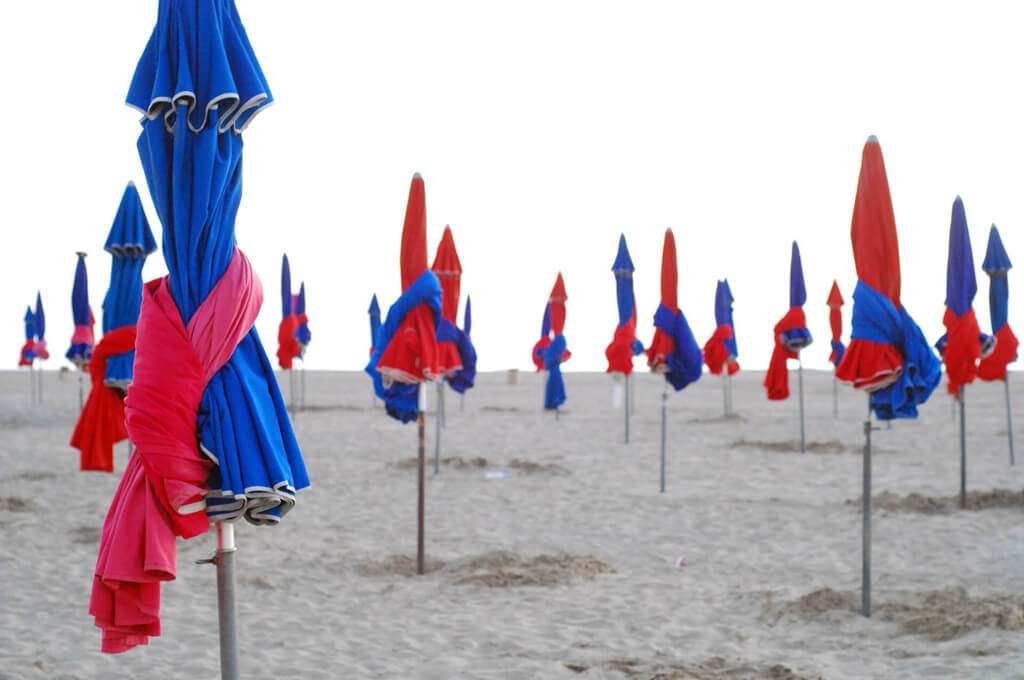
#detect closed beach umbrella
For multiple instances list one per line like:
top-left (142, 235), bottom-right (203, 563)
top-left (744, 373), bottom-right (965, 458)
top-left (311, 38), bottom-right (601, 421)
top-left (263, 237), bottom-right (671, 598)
top-left (295, 282), bottom-right (311, 350)
top-left (368, 293), bottom-right (382, 356)
top-left (90, 0), bottom-right (309, 660)
top-left (532, 302), bottom-right (552, 371)
top-left (101, 182), bottom-right (157, 388)
top-left (827, 280), bottom-right (845, 417)
top-left (34, 292), bottom-right (48, 361)
top-left (543, 273), bottom-right (571, 411)
top-left (835, 136), bottom-right (940, 617)
top-left (703, 280), bottom-right (740, 376)
top-left (764, 242), bottom-right (812, 401)
top-left (453, 293), bottom-right (477, 391)
top-left (432, 225), bottom-right (465, 377)
top-left (66, 252), bottom-right (95, 368)
top-left (19, 306), bottom-right (35, 367)
top-left (605, 234), bottom-right (642, 375)
top-left (978, 225), bottom-right (1018, 464)
top-left (277, 254), bottom-right (301, 369)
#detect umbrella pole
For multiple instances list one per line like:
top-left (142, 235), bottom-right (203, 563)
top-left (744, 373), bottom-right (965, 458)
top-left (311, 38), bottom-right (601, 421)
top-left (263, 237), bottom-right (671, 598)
top-left (214, 522), bottom-right (240, 680)
top-left (1005, 376), bottom-right (1015, 466)
top-left (798, 358), bottom-right (806, 453)
top-left (440, 380), bottom-right (446, 429)
top-left (862, 395), bottom-right (874, 617)
top-left (433, 381), bottom-right (442, 476)
top-left (29, 363), bottom-right (36, 404)
top-left (301, 359), bottom-right (306, 412)
top-left (721, 372), bottom-right (728, 418)
top-left (624, 373), bottom-right (630, 444)
top-left (37, 364), bottom-right (43, 403)
top-left (460, 392), bottom-right (465, 413)
top-left (659, 385), bottom-right (667, 493)
top-left (833, 375), bottom-right (838, 419)
top-left (78, 370), bottom-right (84, 412)
top-left (417, 383), bottom-right (427, 575)
top-left (726, 367), bottom-right (733, 417)
top-left (959, 386), bottom-right (967, 509)
top-left (630, 370), bottom-right (637, 415)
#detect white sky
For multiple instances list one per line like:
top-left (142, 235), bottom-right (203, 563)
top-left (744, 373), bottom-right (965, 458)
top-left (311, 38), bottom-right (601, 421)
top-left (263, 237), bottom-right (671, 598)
top-left (3, 1), bottom-right (1024, 372)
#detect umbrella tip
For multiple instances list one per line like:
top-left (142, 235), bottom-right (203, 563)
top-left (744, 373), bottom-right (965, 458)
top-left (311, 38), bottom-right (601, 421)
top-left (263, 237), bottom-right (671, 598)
top-left (75, 251), bottom-right (87, 258)
top-left (412, 172), bottom-right (423, 180)
top-left (866, 134), bottom-right (879, 144)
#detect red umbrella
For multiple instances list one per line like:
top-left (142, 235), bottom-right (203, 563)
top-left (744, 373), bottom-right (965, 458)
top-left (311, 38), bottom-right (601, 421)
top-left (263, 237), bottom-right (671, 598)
top-left (432, 225), bottom-right (464, 376)
top-left (647, 228), bottom-right (678, 367)
top-left (827, 280), bottom-right (845, 367)
top-left (549, 272), bottom-right (568, 337)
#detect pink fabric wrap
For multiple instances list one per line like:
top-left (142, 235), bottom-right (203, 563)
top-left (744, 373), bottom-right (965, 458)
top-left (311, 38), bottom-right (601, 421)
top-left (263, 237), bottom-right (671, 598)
top-left (72, 324), bottom-right (96, 347)
top-left (89, 249), bottom-right (263, 654)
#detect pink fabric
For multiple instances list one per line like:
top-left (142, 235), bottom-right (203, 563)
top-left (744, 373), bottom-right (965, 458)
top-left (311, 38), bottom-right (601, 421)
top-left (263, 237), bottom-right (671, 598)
top-left (90, 249), bottom-right (262, 654)
top-left (72, 324), bottom-right (96, 347)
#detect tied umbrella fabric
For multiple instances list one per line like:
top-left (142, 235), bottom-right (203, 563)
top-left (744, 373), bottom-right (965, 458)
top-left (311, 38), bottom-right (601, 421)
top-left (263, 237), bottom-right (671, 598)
top-left (34, 293), bottom-right (49, 360)
top-left (704, 280), bottom-right (740, 376)
top-left (368, 294), bottom-right (381, 357)
top-left (432, 226), bottom-right (465, 377)
top-left (934, 198), bottom-right (991, 395)
top-left (67, 253), bottom-right (95, 366)
top-left (91, 1), bottom-right (309, 653)
top-left (447, 294), bottom-right (477, 394)
top-left (836, 137), bottom-right (940, 419)
top-left (70, 326), bottom-right (137, 473)
top-left (277, 254), bottom-right (301, 369)
top-left (19, 307), bottom-right (35, 366)
top-left (102, 183), bottom-right (157, 388)
top-left (647, 229), bottom-right (702, 391)
top-left (765, 242), bottom-right (812, 400)
top-left (544, 273), bottom-right (571, 409)
top-left (828, 281), bottom-right (845, 368)
top-left (979, 225), bottom-right (1018, 380)
top-left (606, 234), bottom-right (644, 375)
top-left (532, 303), bottom-right (553, 371)
top-left (295, 282), bottom-right (311, 350)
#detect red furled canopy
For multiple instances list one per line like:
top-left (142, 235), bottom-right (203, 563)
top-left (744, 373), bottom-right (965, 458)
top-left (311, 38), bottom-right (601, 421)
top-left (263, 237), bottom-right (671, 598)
top-left (549, 273), bottom-right (568, 336)
top-left (648, 228), bottom-right (678, 367)
top-left (432, 225), bottom-right (464, 375)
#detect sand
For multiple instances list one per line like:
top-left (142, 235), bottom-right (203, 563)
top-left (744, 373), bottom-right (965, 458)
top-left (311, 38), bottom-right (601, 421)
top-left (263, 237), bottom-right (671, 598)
top-left (1, 368), bottom-right (1023, 678)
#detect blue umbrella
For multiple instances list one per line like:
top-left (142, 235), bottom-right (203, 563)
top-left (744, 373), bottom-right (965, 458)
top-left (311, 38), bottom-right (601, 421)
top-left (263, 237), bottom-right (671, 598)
top-left (368, 293), bottom-right (381, 353)
top-left (980, 224), bottom-right (1019, 464)
top-left (34, 292), bottom-right (47, 360)
top-left (19, 306), bottom-right (35, 367)
top-left (464, 295), bottom-right (473, 337)
top-left (295, 282), bottom-right (311, 347)
top-left (720, 278), bottom-right (738, 359)
top-left (101, 183), bottom-right (157, 388)
top-left (66, 252), bottom-right (94, 366)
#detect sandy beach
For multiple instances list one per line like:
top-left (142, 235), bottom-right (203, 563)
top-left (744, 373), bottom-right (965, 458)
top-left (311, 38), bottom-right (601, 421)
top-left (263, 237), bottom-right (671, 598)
top-left (2, 368), bottom-right (1023, 679)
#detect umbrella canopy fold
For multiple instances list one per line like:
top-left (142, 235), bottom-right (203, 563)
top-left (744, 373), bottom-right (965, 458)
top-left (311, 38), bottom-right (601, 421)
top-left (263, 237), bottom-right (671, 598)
top-left (765, 242), bottom-right (812, 400)
top-left (532, 303), bottom-right (552, 371)
top-left (295, 282), bottom-right (311, 349)
top-left (978, 225), bottom-right (1018, 380)
top-left (19, 306), bottom-right (36, 366)
top-left (432, 225), bottom-right (465, 377)
top-left (67, 253), bottom-right (95, 367)
top-left (277, 254), bottom-right (302, 369)
top-left (647, 229), bottom-right (702, 390)
top-left (606, 234), bottom-right (644, 375)
top-left (34, 292), bottom-right (49, 360)
top-left (704, 279), bottom-right (740, 376)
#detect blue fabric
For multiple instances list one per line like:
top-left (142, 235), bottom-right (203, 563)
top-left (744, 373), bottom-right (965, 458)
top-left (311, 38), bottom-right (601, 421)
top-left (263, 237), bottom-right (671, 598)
top-left (830, 339), bottom-right (845, 367)
top-left (983, 225), bottom-right (1011, 332)
top-left (612, 234), bottom-right (635, 326)
top-left (23, 307), bottom-right (35, 357)
top-left (441, 318), bottom-right (477, 394)
top-left (295, 282), bottom-right (311, 345)
top-left (782, 327), bottom-right (813, 352)
top-left (368, 294), bottom-right (381, 349)
top-left (131, 2), bottom-right (306, 524)
top-left (281, 254), bottom-right (292, 319)
top-left (102, 183), bottom-right (157, 385)
top-left (464, 295), bottom-right (472, 336)
top-left (631, 339), bottom-right (645, 356)
top-left (541, 303), bottom-right (552, 338)
top-left (653, 303), bottom-right (703, 391)
top-left (364, 271), bottom-right (442, 423)
top-left (543, 334), bottom-right (567, 410)
top-left (850, 281), bottom-right (941, 420)
top-left (33, 293), bottom-right (45, 344)
top-left (722, 278), bottom-right (738, 358)
top-left (790, 242), bottom-right (807, 308)
top-left (66, 253), bottom-right (92, 363)
top-left (946, 197), bottom-right (978, 317)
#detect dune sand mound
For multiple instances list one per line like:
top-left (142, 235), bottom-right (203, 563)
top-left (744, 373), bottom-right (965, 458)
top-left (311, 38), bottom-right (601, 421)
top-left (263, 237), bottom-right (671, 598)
top-left (770, 587), bottom-right (1024, 641)
top-left (449, 551), bottom-right (614, 588)
top-left (847, 489), bottom-right (1024, 515)
top-left (564, 656), bottom-right (819, 679)
top-left (730, 439), bottom-right (847, 454)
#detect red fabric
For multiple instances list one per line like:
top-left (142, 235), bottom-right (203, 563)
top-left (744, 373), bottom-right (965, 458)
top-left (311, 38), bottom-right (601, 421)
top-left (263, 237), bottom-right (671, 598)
top-left (978, 325), bottom-right (1019, 381)
top-left (764, 307), bottom-right (806, 400)
top-left (532, 336), bottom-right (551, 371)
top-left (660, 229), bottom-right (679, 313)
top-left (18, 341), bottom-right (34, 366)
top-left (828, 280), bottom-right (843, 364)
top-left (836, 338), bottom-right (903, 391)
top-left (703, 324), bottom-right (739, 376)
top-left (647, 328), bottom-right (675, 370)
top-left (377, 305), bottom-right (440, 383)
top-left (432, 226), bottom-right (464, 375)
top-left (605, 322), bottom-right (637, 375)
top-left (70, 326), bottom-right (137, 473)
top-left (851, 139), bottom-right (902, 307)
top-left (401, 174), bottom-right (428, 290)
top-left (942, 307), bottom-right (982, 395)
top-left (90, 249), bottom-right (261, 654)
top-left (549, 273), bottom-right (568, 335)
top-left (35, 339), bottom-right (49, 360)
top-left (277, 315), bottom-right (301, 369)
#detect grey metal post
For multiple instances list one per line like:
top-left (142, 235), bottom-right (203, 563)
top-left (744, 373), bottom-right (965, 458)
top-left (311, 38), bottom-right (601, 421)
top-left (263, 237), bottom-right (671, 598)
top-left (215, 522), bottom-right (240, 680)
top-left (433, 381), bottom-right (443, 475)
top-left (659, 386), bottom-right (668, 493)
top-left (300, 360), bottom-right (306, 411)
top-left (78, 371), bottom-right (84, 412)
top-left (722, 372), bottom-right (728, 419)
top-left (37, 365), bottom-right (43, 403)
top-left (959, 386), bottom-right (967, 509)
top-left (460, 392), bottom-right (465, 413)
top-left (833, 376), bottom-right (838, 419)
top-left (798, 358), bottom-right (806, 453)
top-left (440, 380), bottom-right (446, 429)
top-left (726, 368), bottom-right (733, 416)
top-left (417, 384), bottom-right (427, 575)
top-left (1005, 376), bottom-right (1015, 466)
top-left (624, 374), bottom-right (630, 444)
top-left (862, 396), bottom-right (874, 617)
top-left (288, 369), bottom-right (295, 415)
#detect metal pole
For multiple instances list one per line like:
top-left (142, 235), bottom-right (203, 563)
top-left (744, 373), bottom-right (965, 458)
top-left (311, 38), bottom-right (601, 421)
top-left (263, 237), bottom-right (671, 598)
top-left (460, 392), bottom-right (465, 413)
top-left (440, 380), bottom-right (446, 429)
top-left (630, 370), bottom-right (637, 415)
top-left (37, 365), bottom-right (43, 403)
top-left (300, 360), bottom-right (306, 412)
top-left (726, 367), bottom-right (733, 417)
top-left (862, 396), bottom-right (873, 617)
top-left (959, 385), bottom-right (967, 510)
top-left (215, 522), bottom-right (240, 680)
top-left (433, 381), bottom-right (442, 476)
top-left (624, 373), bottom-right (630, 444)
top-left (833, 376), bottom-right (838, 419)
top-left (289, 369), bottom-right (295, 415)
top-left (722, 371), bottom-right (728, 419)
top-left (78, 371), bottom-right (84, 412)
top-left (417, 383), bottom-right (427, 575)
top-left (798, 358), bottom-right (806, 453)
top-left (1005, 375), bottom-right (1015, 466)
top-left (660, 386), bottom-right (667, 493)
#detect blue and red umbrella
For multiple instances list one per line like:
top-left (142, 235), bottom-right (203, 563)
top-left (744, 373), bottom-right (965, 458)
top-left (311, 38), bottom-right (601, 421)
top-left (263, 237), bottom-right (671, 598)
top-left (606, 234), bottom-right (643, 375)
top-left (532, 302), bottom-right (552, 371)
top-left (543, 273), bottom-right (570, 410)
top-left (764, 242), bottom-right (812, 400)
top-left (66, 252), bottom-right (94, 367)
top-left (33, 292), bottom-right (48, 361)
top-left (433, 227), bottom-right (476, 394)
top-left (978, 225), bottom-right (1018, 380)
top-left (836, 137), bottom-right (940, 419)
top-left (704, 280), bottom-right (740, 376)
top-left (368, 293), bottom-right (381, 357)
top-left (295, 282), bottom-right (311, 351)
top-left (19, 306), bottom-right (35, 367)
top-left (647, 228), bottom-right (702, 390)
top-left (366, 174), bottom-right (442, 422)
top-left (277, 254), bottom-right (302, 369)
top-left (934, 197), bottom-right (992, 395)
top-left (827, 281), bottom-right (845, 368)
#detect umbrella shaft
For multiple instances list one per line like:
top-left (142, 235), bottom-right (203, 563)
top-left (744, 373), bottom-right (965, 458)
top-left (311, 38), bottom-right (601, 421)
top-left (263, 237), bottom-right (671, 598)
top-left (798, 360), bottom-right (805, 453)
top-left (660, 388), bottom-right (667, 493)
top-left (862, 396), bottom-right (872, 617)
top-left (1006, 377), bottom-right (1015, 466)
top-left (624, 374), bottom-right (630, 444)
top-left (215, 523), bottom-right (240, 680)
top-left (433, 382), bottom-right (442, 475)
top-left (417, 384), bottom-right (426, 575)
top-left (959, 386), bottom-right (966, 509)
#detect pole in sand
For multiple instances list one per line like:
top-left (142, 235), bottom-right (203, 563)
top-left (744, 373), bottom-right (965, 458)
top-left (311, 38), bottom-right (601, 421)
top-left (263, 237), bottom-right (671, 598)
top-left (833, 376), bottom-right (839, 419)
top-left (624, 373), bottom-right (631, 444)
top-left (198, 522), bottom-right (240, 680)
top-left (721, 371), bottom-right (728, 418)
top-left (300, 359), bottom-right (306, 412)
top-left (798, 357), bottom-right (806, 453)
top-left (1005, 375), bottom-right (1015, 466)
top-left (433, 381), bottom-right (443, 475)
top-left (726, 367), bottom-right (733, 417)
top-left (959, 385), bottom-right (967, 509)
top-left (659, 386), bottom-right (668, 493)
top-left (417, 383), bottom-right (427, 575)
top-left (862, 395), bottom-right (876, 617)
top-left (78, 370), bottom-right (84, 412)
